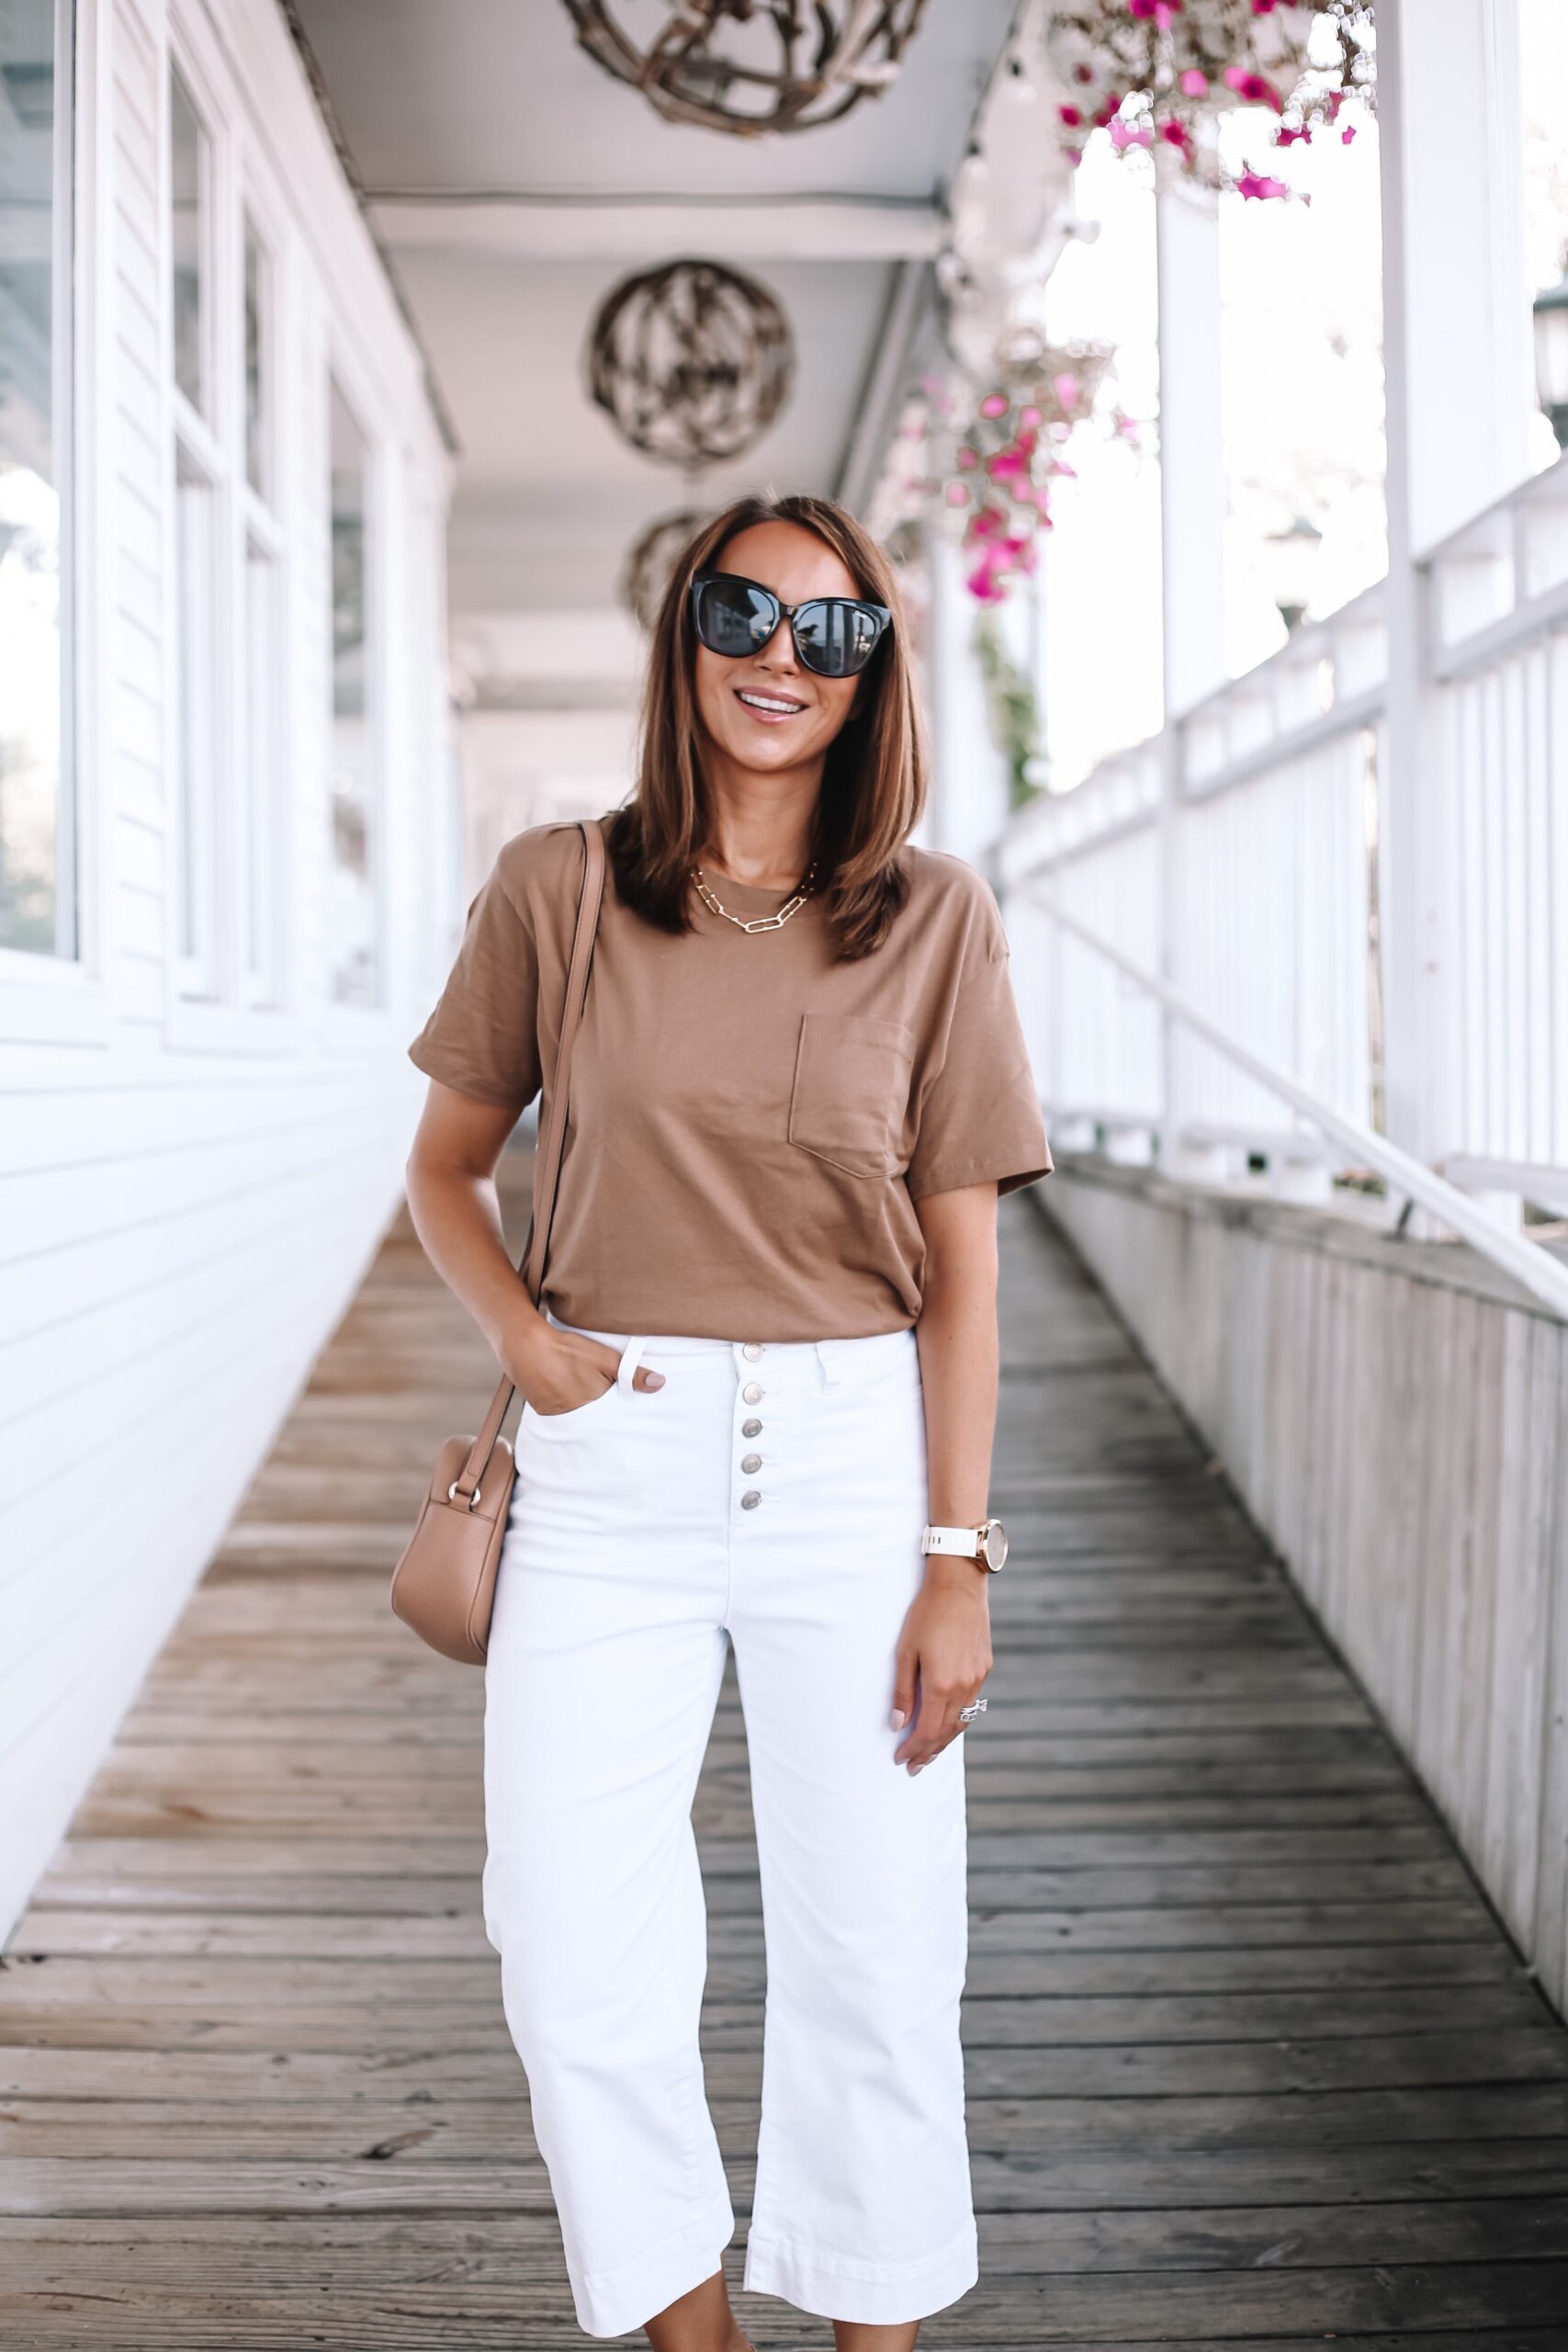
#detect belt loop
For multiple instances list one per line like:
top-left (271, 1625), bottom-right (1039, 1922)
top-left (815, 1339), bottom-right (842, 1390)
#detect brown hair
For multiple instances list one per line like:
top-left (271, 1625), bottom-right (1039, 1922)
top-left (604, 492), bottom-right (927, 961)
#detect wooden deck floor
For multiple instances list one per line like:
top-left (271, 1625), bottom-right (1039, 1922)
top-left (4, 1161), bottom-right (1567, 2348)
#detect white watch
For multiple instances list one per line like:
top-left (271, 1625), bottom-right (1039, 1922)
top-left (921, 1518), bottom-right (1009, 1572)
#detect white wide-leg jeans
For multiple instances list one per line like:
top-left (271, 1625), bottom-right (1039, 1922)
top-left (481, 1317), bottom-right (977, 2339)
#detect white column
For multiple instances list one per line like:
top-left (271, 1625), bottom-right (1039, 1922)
top-left (1155, 169), bottom-right (1228, 717)
top-left (920, 519), bottom-right (1009, 862)
top-left (1154, 157), bottom-right (1227, 1176)
top-left (1378, 0), bottom-right (1530, 1170)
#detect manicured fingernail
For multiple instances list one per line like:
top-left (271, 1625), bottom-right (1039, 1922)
top-left (890, 1709), bottom-right (906, 1729)
top-left (644, 1372), bottom-right (665, 1389)
top-left (911, 1763), bottom-right (924, 1774)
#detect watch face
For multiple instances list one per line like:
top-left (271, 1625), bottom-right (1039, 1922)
top-left (981, 1519), bottom-right (1009, 1571)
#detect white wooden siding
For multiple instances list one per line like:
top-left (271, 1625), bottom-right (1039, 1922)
top-left (1039, 1161), bottom-right (1568, 2018)
top-left (0, 0), bottom-right (455, 1939)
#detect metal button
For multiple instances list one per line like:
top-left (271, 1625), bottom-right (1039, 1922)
top-left (741, 1453), bottom-right (762, 1474)
top-left (742, 1418), bottom-right (762, 1438)
top-left (742, 1382), bottom-right (762, 1404)
top-left (741, 1342), bottom-right (762, 1361)
top-left (741, 1489), bottom-right (761, 1510)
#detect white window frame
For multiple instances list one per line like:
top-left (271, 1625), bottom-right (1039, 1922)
top-left (233, 175), bottom-right (288, 1014)
top-left (321, 349), bottom-right (387, 1024)
top-left (163, 8), bottom-right (295, 1052)
top-left (0, 0), bottom-right (109, 1046)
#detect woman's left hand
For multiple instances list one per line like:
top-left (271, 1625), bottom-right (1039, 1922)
top-left (891, 1559), bottom-right (993, 1773)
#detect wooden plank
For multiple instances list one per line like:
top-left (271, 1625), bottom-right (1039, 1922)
top-left (3, 2089), bottom-right (1565, 2161)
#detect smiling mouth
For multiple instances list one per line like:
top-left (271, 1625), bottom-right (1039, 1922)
top-left (735, 687), bottom-right (807, 719)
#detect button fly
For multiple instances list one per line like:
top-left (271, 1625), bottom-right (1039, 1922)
top-left (741, 1342), bottom-right (762, 1361)
top-left (742, 1383), bottom-right (762, 1405)
top-left (742, 1418), bottom-right (762, 1438)
top-left (741, 1490), bottom-right (761, 1510)
top-left (741, 1453), bottom-right (762, 1474)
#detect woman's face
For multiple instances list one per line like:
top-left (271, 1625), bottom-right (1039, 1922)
top-left (691, 520), bottom-right (868, 780)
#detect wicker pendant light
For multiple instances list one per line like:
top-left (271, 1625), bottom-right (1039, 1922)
top-left (587, 256), bottom-right (794, 469)
top-left (562, 1), bottom-right (931, 137)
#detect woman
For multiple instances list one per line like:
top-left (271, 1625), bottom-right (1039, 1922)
top-left (403, 492), bottom-right (1052, 2351)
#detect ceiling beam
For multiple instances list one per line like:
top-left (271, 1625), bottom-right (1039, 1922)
top-left (368, 191), bottom-right (944, 262)
top-left (835, 257), bottom-right (936, 516)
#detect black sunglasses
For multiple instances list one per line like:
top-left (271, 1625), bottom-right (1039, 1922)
top-left (690, 570), bottom-right (893, 680)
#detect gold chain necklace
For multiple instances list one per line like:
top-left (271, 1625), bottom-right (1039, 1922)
top-left (690, 859), bottom-right (819, 936)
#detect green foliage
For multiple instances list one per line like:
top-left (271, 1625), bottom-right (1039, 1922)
top-left (973, 611), bottom-right (1046, 810)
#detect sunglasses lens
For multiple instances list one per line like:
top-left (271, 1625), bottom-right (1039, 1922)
top-left (695, 577), bottom-right (778, 657)
top-left (794, 601), bottom-right (884, 677)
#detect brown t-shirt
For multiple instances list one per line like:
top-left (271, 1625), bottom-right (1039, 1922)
top-left (407, 814), bottom-right (1053, 1340)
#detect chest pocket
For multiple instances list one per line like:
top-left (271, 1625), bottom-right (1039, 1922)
top-left (788, 1012), bottom-right (916, 1181)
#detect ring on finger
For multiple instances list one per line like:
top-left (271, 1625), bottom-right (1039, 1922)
top-left (957, 1697), bottom-right (987, 1725)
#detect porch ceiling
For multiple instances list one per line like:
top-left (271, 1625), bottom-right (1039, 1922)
top-left (288, 0), bottom-right (1016, 615)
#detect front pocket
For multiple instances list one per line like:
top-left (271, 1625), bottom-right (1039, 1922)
top-left (787, 1012), bottom-right (916, 1181)
top-left (522, 1377), bottom-right (621, 1432)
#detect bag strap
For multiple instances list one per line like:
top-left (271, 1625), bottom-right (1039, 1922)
top-left (451, 816), bottom-right (607, 1503)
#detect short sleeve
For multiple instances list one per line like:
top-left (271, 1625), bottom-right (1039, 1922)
top-left (407, 858), bottom-right (542, 1111)
top-left (905, 892), bottom-right (1053, 1201)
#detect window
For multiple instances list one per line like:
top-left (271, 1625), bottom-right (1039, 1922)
top-left (328, 378), bottom-right (377, 1008)
top-left (0, 0), bottom-right (73, 957)
top-left (166, 53), bottom-right (286, 1021)
top-left (172, 443), bottom-right (218, 987)
top-left (169, 67), bottom-right (208, 417)
top-left (238, 209), bottom-right (282, 1009)
top-left (241, 531), bottom-right (280, 1001)
top-left (168, 60), bottom-right (220, 1001)
top-left (243, 212), bottom-right (268, 498)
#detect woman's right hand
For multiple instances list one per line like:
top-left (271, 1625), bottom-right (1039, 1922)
top-left (507, 1322), bottom-right (665, 1415)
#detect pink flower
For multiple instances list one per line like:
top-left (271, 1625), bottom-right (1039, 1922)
top-left (1074, 62), bottom-right (1094, 84)
top-left (1058, 103), bottom-right (1083, 127)
top-left (1252, 0), bottom-right (1280, 11)
top-left (1243, 66), bottom-right (1283, 107)
top-left (1275, 123), bottom-right (1311, 145)
top-left (1160, 118), bottom-right (1190, 148)
top-left (1341, 122), bottom-right (1357, 144)
top-left (1179, 68), bottom-right (1208, 96)
top-left (1054, 371), bottom-right (1082, 412)
top-left (979, 391), bottom-right (1010, 419)
top-left (1235, 170), bottom-right (1287, 200)
top-left (1110, 118), bottom-right (1153, 150)
top-left (1223, 65), bottom-right (1283, 109)
top-left (1019, 404), bottom-right (1042, 430)
top-left (944, 481), bottom-right (969, 507)
top-left (1129, 0), bottom-right (1181, 23)
top-left (956, 446), bottom-right (978, 470)
top-left (987, 448), bottom-right (1026, 480)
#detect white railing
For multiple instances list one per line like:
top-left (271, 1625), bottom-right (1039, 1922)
top-left (1021, 892), bottom-right (1568, 1324)
top-left (1425, 465), bottom-right (1568, 1191)
top-left (998, 453), bottom-right (1568, 1239)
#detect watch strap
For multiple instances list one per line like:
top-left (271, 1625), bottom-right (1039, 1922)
top-left (921, 1524), bottom-right (984, 1557)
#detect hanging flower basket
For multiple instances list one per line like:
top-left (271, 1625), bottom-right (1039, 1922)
top-left (1045, 0), bottom-right (1374, 198)
top-left (920, 333), bottom-right (1134, 605)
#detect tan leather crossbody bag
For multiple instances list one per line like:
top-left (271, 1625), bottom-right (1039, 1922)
top-left (389, 815), bottom-right (607, 1664)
